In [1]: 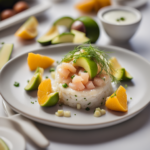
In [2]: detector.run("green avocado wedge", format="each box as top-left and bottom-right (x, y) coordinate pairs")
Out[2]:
(71, 29), (90, 43)
(53, 16), (74, 29)
(24, 73), (42, 91)
(123, 70), (133, 81)
(0, 44), (13, 70)
(0, 138), (9, 150)
(25, 67), (43, 91)
(51, 33), (74, 44)
(114, 68), (125, 81)
(74, 57), (98, 79)
(37, 26), (59, 46)
(40, 92), (59, 107)
(76, 16), (100, 43)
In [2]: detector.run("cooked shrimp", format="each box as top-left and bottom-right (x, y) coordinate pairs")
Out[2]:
(85, 81), (95, 90)
(72, 75), (83, 83)
(58, 67), (70, 79)
(79, 72), (89, 85)
(62, 63), (76, 73)
(69, 82), (85, 91)
(93, 77), (105, 87)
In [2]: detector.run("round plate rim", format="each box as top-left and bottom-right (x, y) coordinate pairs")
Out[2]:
(0, 44), (150, 130)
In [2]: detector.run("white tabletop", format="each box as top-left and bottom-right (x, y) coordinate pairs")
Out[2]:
(0, 0), (150, 150)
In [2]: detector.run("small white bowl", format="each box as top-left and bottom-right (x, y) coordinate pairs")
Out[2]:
(97, 6), (142, 42)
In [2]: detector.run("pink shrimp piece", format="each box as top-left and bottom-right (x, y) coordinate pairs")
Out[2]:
(72, 75), (83, 83)
(69, 82), (85, 91)
(93, 77), (105, 87)
(62, 63), (76, 73)
(58, 67), (70, 79)
(80, 72), (89, 85)
(85, 81), (95, 90)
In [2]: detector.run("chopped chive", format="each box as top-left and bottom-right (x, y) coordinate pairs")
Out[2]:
(84, 98), (86, 99)
(1, 42), (4, 44)
(49, 68), (55, 72)
(74, 114), (76, 116)
(76, 99), (77, 101)
(88, 102), (91, 105)
(35, 101), (37, 102)
(45, 76), (49, 78)
(75, 95), (77, 97)
(62, 83), (68, 88)
(73, 60), (76, 63)
(120, 17), (125, 21)
(116, 19), (120, 22)
(31, 102), (34, 104)
(56, 61), (60, 64)
(130, 97), (132, 100)
(125, 84), (128, 88)
(84, 70), (87, 73)
(71, 75), (75, 79)
(66, 99), (68, 101)
(85, 107), (90, 111)
(27, 80), (30, 83)
(14, 82), (19, 87)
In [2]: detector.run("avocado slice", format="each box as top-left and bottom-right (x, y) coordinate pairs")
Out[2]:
(53, 16), (74, 29)
(74, 57), (98, 79)
(0, 44), (13, 70)
(114, 68), (125, 81)
(24, 73), (42, 91)
(76, 16), (100, 43)
(51, 33), (74, 44)
(71, 29), (90, 43)
(123, 70), (133, 81)
(37, 26), (59, 45)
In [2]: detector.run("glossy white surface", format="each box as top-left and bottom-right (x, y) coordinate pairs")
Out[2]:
(98, 6), (142, 42)
(0, 117), (26, 150)
(0, 0), (150, 149)
(103, 10), (137, 24)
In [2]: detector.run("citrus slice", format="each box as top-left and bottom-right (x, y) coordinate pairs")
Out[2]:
(105, 85), (128, 112)
(0, 138), (9, 150)
(24, 73), (42, 91)
(38, 79), (59, 106)
(15, 16), (38, 40)
(27, 53), (55, 71)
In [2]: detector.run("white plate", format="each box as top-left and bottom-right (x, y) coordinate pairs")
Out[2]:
(112, 0), (148, 8)
(0, 0), (51, 31)
(0, 44), (150, 130)
(0, 117), (26, 150)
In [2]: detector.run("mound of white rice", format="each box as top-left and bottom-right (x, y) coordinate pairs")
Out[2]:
(53, 66), (114, 109)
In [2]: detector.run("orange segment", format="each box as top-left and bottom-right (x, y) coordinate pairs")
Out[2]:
(27, 53), (55, 71)
(75, 0), (95, 13)
(105, 85), (128, 112)
(38, 79), (52, 105)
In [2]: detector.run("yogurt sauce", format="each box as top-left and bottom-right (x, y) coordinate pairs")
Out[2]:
(103, 10), (137, 25)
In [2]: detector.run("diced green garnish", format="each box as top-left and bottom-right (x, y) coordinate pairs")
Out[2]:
(49, 68), (55, 72)
(71, 75), (75, 79)
(62, 83), (68, 88)
(14, 82), (19, 87)
(85, 107), (90, 111)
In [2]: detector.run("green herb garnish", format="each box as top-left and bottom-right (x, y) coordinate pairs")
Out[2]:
(71, 75), (75, 79)
(27, 80), (30, 83)
(75, 95), (77, 97)
(31, 102), (34, 104)
(76, 99), (77, 101)
(74, 114), (76, 115)
(125, 84), (127, 88)
(45, 76), (49, 79)
(1, 42), (4, 44)
(130, 97), (132, 100)
(116, 19), (120, 22)
(62, 83), (68, 88)
(88, 102), (91, 105)
(120, 17), (125, 21)
(66, 99), (68, 101)
(49, 68), (55, 72)
(84, 70), (87, 73)
(14, 82), (19, 87)
(61, 44), (117, 82)
(85, 107), (90, 111)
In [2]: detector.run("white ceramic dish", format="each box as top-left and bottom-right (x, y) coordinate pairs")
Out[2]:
(0, 0), (51, 31)
(98, 6), (142, 42)
(0, 117), (26, 150)
(112, 0), (148, 8)
(0, 44), (150, 130)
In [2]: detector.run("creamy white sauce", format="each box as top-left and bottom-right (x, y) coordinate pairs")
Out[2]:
(103, 10), (137, 25)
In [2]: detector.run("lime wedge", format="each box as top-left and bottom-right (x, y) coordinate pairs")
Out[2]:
(0, 138), (9, 150)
